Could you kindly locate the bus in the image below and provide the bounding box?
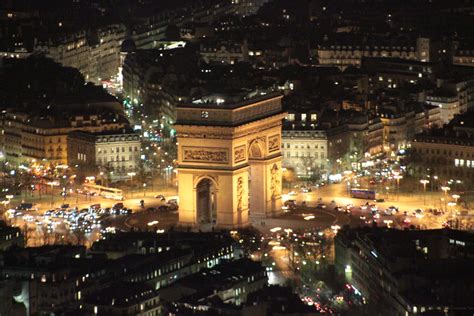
[84,184,124,201]
[350,189,376,200]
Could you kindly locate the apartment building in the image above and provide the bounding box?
[200,39,249,65]
[411,114,474,182]
[0,111,128,165]
[317,36,445,69]
[67,129,141,176]
[282,128,329,178]
[34,24,126,83]
[335,227,474,315]
[453,47,474,67]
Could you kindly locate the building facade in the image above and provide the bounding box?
[281,128,329,178]
[175,92,285,228]
[34,24,126,84]
[67,129,141,177]
[411,126,474,182]
[0,111,128,165]
[335,227,474,315]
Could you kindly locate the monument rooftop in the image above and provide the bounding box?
[175,91,284,127]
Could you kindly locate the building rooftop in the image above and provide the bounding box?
[85,281,158,307]
[68,128,139,142]
[160,258,266,304]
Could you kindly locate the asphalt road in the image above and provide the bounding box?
[283,182,451,230]
[4,181,459,248]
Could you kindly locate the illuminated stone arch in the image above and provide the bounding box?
[175,94,285,228]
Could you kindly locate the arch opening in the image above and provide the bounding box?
[196,178,216,225]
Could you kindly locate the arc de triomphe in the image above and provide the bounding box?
[174,92,286,228]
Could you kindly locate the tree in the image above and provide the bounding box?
[21,223,34,247]
[282,168,297,189]
[73,229,87,246]
[300,156,322,182]
[40,225,51,245]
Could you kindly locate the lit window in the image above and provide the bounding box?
[201,111,209,119]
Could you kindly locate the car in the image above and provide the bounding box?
[16,203,35,211]
[301,187,312,193]
[288,191,297,196]
[158,205,168,212]
[316,203,326,209]
[375,198,385,203]
[90,204,101,211]
[167,199,178,206]
[413,209,424,217]
[100,208,111,215]
[384,206,398,215]
[335,206,344,212]
[154,194,166,201]
[113,203,124,210]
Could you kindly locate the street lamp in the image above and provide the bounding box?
[433,175,438,191]
[441,186,450,196]
[46,181,58,207]
[143,183,147,197]
[447,202,457,228]
[452,194,460,204]
[128,172,136,198]
[441,186,450,212]
[420,179,429,205]
[393,173,402,201]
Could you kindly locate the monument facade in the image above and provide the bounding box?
[174,92,285,228]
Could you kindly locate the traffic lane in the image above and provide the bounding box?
[286,182,445,212]
[252,211,339,234]
[284,189,447,229]
[111,209,179,231]
[7,187,178,214]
